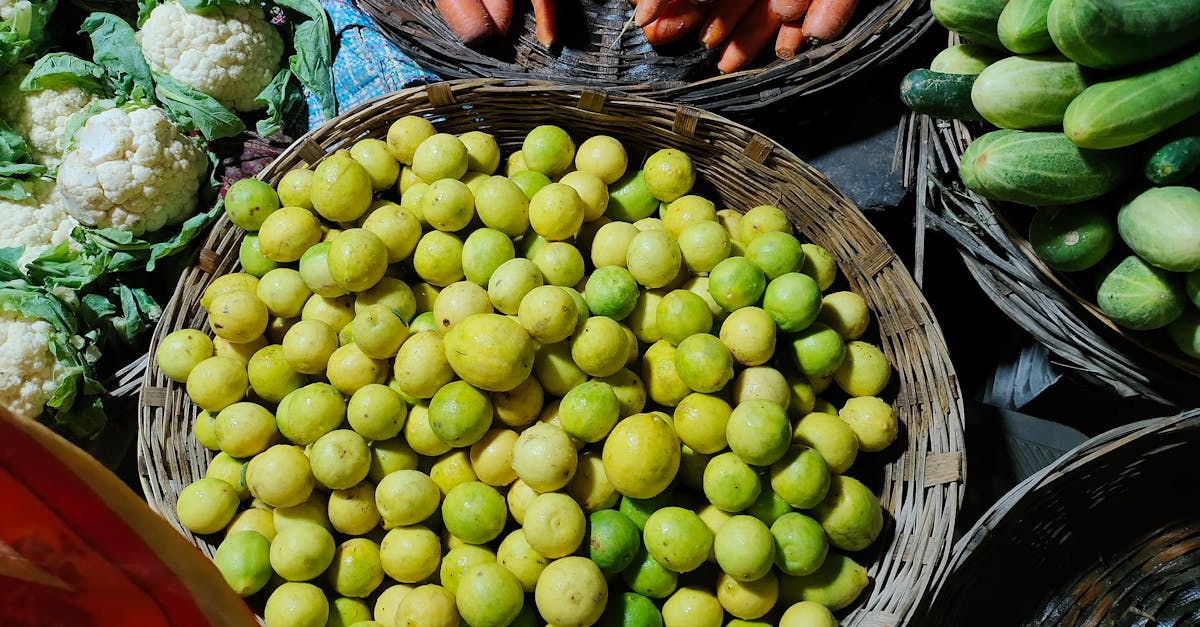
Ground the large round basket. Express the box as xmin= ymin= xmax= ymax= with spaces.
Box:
xmin=137 ymin=79 xmax=965 ymax=624
xmin=356 ymin=0 xmax=935 ymax=112
xmin=915 ymin=408 xmax=1200 ymax=625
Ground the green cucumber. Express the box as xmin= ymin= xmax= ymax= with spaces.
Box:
xmin=899 ymin=69 xmax=983 ymax=122
xmin=1063 ymin=49 xmax=1200 ymax=150
xmin=1047 ymin=0 xmax=1200 ymax=69
xmin=930 ymin=44 xmax=1005 ymax=75
xmin=970 ymin=54 xmax=1088 ymax=130
xmin=1146 ymin=137 xmax=1200 ymax=185
xmin=1028 ymin=203 xmax=1114 ymax=272
xmin=1117 ymin=186 xmax=1200 ymax=272
xmin=1096 ymin=255 xmax=1187 ymax=331
xmin=930 ymin=0 xmax=1007 ymax=50
xmin=998 ymin=0 xmax=1053 ymax=54
xmin=958 ymin=130 xmax=1130 ymax=206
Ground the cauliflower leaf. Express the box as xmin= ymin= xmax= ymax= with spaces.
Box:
xmin=0 ymin=119 xmax=47 ymax=200
xmin=19 ymin=52 xmax=106 ymax=93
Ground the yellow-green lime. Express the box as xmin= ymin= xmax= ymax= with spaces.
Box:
xmin=326 ymin=343 xmax=389 ymax=396
xmin=277 ymin=168 xmax=314 ymax=209
xmin=309 ymin=429 xmax=372 ymax=490
xmin=522 ymin=125 xmax=576 ymax=178
xmin=429 ymin=449 xmax=479 ymax=496
xmin=533 ymin=341 xmax=589 ymax=397
xmin=399 ymin=166 xmax=426 ymax=195
xmin=511 ymin=421 xmax=579 ymax=492
xmin=725 ymin=398 xmax=791 ymax=466
xmin=201 ymin=272 xmax=259 ymax=310
xmin=789 ymin=322 xmax=846 ymax=379
xmin=584 ymin=265 xmax=640 ymax=320
xmin=257 ymin=268 xmax=311 ymax=319
xmin=312 ymin=151 xmax=373 ymax=223
xmin=442 ymin=481 xmax=508 ymax=545
xmin=440 ymin=544 xmax=496 ymax=595
xmin=746 ymin=486 xmax=792 ymax=527
xmin=839 ymin=396 xmax=898 ymax=452
xmin=394 ymin=584 xmax=459 ymax=627
xmin=769 ymin=444 xmax=830 ymax=509
xmin=559 ymin=380 xmax=620 ymax=443
xmin=328 ymin=482 xmax=381 ymax=536
xmin=587 ymin=508 xmax=642 ymax=575
xmin=419 ymin=178 xmax=475 ymax=232
xmin=622 ymin=546 xmax=678 ymax=599
xmin=301 ymin=293 xmax=355 ymax=333
xmin=506 ymin=479 xmax=538 ymax=525
xmin=443 ymin=313 xmax=536 ymax=392
xmin=214 ymin=530 xmax=272 ymax=597
xmin=745 ymin=231 xmax=803 ymax=280
xmin=176 ymin=477 xmax=240 ymax=534
xmin=208 ymin=289 xmax=268 ymax=344
xmin=431 ymin=280 xmax=492 ymax=334
xmin=518 ymin=285 xmax=578 ymax=344
xmin=602 ymin=412 xmax=680 ymax=498
xmin=469 ymin=428 xmax=520 ymax=486
xmin=509 ymin=169 xmax=552 ymax=200
xmin=599 ymin=592 xmax=663 ymax=627
xmin=375 ymin=469 xmax=440 ymax=528
xmin=458 ymin=130 xmax=501 ymax=174
xmin=799 ymin=243 xmax=838 ymax=290
xmin=703 ymin=452 xmax=760 ymax=513
xmin=713 ymin=515 xmax=774 ymax=581
xmin=327 ymin=538 xmax=384 ymax=598
xmin=363 ymin=203 xmax=422 ymax=265
xmin=273 ymin=491 xmax=330 ymax=533
xmin=575 ymin=134 xmax=628 ymax=184
xmin=818 ymin=290 xmax=871 ymax=340
xmin=708 ymin=257 xmax=766 ymax=312
xmin=740 ymin=205 xmax=792 ymax=242
xmin=643 ymin=506 xmax=713 ymax=573
xmin=271 ymin=522 xmax=336 ymax=581
xmin=657 ymin=289 xmax=714 ymax=345
xmin=246 ymin=444 xmax=316 ymax=508
xmin=193 ymin=409 xmax=219 ymax=451
xmin=529 ymin=182 xmax=585 ymax=241
xmin=559 ymin=170 xmax=610 ymax=222
xmin=662 ymin=194 xmax=717 ymax=239
xmin=565 ymin=450 xmax=619 ymax=511
xmin=532 ymin=241 xmax=585 ymax=287
xmin=392 ymin=331 xmax=454 ymax=399
xmin=626 ymin=229 xmax=682 ymax=289
xmin=571 ymin=316 xmax=629 ymax=378
xmin=599 ymin=368 xmax=648 ymax=418
xmin=643 ymin=148 xmax=695 ymax=202
xmin=673 ymin=333 xmax=734 ymax=394
xmin=536 ymin=556 xmax=608 ymax=626
xmin=793 ymin=411 xmax=859 ymax=474
xmin=662 ymin=586 xmax=723 ymax=627
xmin=496 ymin=528 xmax=550 ymax=592
xmin=298 ymin=241 xmax=346 ymax=298
xmin=717 ymin=571 xmax=778 ymax=620
xmin=428 ymin=380 xmax=493 ymax=447
xmin=350 ymin=304 xmax=410 ymax=360
xmin=677 ymin=221 xmax=731 ymax=275
xmin=455 ymin=562 xmax=526 ymax=627
xmin=462 ymin=227 xmax=517 ymax=286
xmin=214 ymin=401 xmax=277 ymax=458
xmin=411 ymin=133 xmax=469 ymax=182
xmin=811 ymin=475 xmax=884 ymax=552
xmin=523 ymin=492 xmax=587 ymax=558
xmin=226 ymin=508 xmax=275 ymax=541
xmin=591 ymin=220 xmax=640 ymax=268
xmin=673 ymin=393 xmax=732 ymax=454
xmin=780 ymin=600 xmax=839 ymax=627
xmin=606 ymin=169 xmax=659 ymax=222
xmin=474 ymin=175 xmax=530 ymax=236
xmin=412 ymin=230 xmax=465 ymax=287
xmin=487 ymin=257 xmax=544 ymax=315
xmin=640 ymin=340 xmax=691 ymax=408
xmin=833 ymin=340 xmax=891 ymax=397
xmin=771 ymin=512 xmax=828 ymax=577
xmin=627 ymin=289 xmax=665 ymax=343
xmin=238 ymin=234 xmax=279 ymax=277
xmin=618 ymin=491 xmax=674 ymax=530
xmin=491 ymin=375 xmax=544 ymax=428
xmin=379 ymin=525 xmax=441 ymax=583
xmin=265 ymin=582 xmax=329 ymax=627
xmin=386 ymin=115 xmax=437 ymax=164
xmin=762 ymin=272 xmax=822 ymax=333
xmin=717 ymin=306 xmax=775 ymax=366
xmin=327 ymin=597 xmax=372 ymax=627
xmin=350 ymin=138 xmax=400 ymax=191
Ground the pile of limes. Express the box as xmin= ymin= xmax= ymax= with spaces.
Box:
xmin=160 ymin=116 xmax=900 ymax=627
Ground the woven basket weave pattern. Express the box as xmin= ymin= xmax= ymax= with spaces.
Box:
xmin=357 ymin=0 xmax=935 ymax=111
xmin=138 ymin=79 xmax=965 ymax=625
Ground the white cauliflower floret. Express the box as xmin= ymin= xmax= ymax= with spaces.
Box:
xmin=0 ymin=311 xmax=68 ymax=421
xmin=0 ymin=178 xmax=78 ymax=267
xmin=138 ymin=1 xmax=284 ymax=112
xmin=0 ymin=64 xmax=103 ymax=167
xmin=0 ymin=0 xmax=26 ymax=22
xmin=56 ymin=105 xmax=208 ymax=236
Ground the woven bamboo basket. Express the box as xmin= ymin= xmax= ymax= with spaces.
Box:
xmin=915 ymin=408 xmax=1200 ymax=625
xmin=137 ymin=79 xmax=965 ymax=624
xmin=356 ymin=0 xmax=935 ymax=112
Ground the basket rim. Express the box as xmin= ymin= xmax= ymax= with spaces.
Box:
xmin=138 ymin=78 xmax=967 ymax=626
xmin=356 ymin=0 xmax=937 ymax=112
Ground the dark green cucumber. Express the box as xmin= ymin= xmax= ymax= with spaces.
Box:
xmin=899 ymin=69 xmax=983 ymax=122
xmin=1146 ymin=136 xmax=1200 ymax=184
xmin=929 ymin=44 xmax=1005 ymax=75
xmin=1063 ymin=49 xmax=1200 ymax=150
xmin=958 ymin=130 xmax=1130 ymax=206
xmin=1047 ymin=0 xmax=1200 ymax=69
xmin=930 ymin=0 xmax=1007 ymax=50
xmin=970 ymin=54 xmax=1088 ymax=130
xmin=998 ymin=0 xmax=1053 ymax=54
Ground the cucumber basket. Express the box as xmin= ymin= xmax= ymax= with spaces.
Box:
xmin=137 ymin=79 xmax=965 ymax=625
xmin=902 ymin=0 xmax=1200 ymax=408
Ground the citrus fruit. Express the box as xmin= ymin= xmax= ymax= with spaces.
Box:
xmin=606 ymin=169 xmax=659 ymax=222
xmin=496 ymin=529 xmax=550 ymax=592
xmin=657 ymin=289 xmax=713 ymax=345
xmin=533 ymin=341 xmax=589 ymax=397
xmin=559 ymin=380 xmax=621 ymax=443
xmin=386 ymin=115 xmax=437 ymax=164
xmin=309 ymin=429 xmax=372 ymax=490
xmin=523 ymin=492 xmax=587 ymax=558
xmin=271 ymin=522 xmax=336 ymax=581
xmin=571 ymin=316 xmax=629 ymax=378
xmin=626 ymin=229 xmax=682 ymax=289
xmin=789 ymin=322 xmax=847 ymax=379
xmin=769 ymin=444 xmax=830 ymax=509
xmin=671 ymin=392 xmax=732 ymax=455
xmin=731 ymin=366 xmax=790 ymax=408
xmin=419 ymin=178 xmax=475 ymax=232
xmin=591 ymin=220 xmax=641 ymax=268
xmin=799 ymin=243 xmax=838 ymax=290
xmin=771 ymin=512 xmax=828 ymax=577
xmin=763 ymin=272 xmax=822 ymax=333
xmin=522 ymin=125 xmax=576 ymax=178
xmin=793 ymin=411 xmax=859 ymax=474
xmin=413 ymin=230 xmax=465 ymax=287
xmin=443 ymin=313 xmax=536 ymax=392
xmin=745 ymin=231 xmax=803 ymax=280
xmin=622 ymin=547 xmax=679 ymax=599
xmin=740 ymin=205 xmax=792 ymax=241
xmin=440 ymin=544 xmax=496 ymax=595
xmin=585 ymin=265 xmax=640 ymax=320
xmin=839 ymin=395 xmax=898 ymax=452
xmin=779 ymin=600 xmax=839 ymax=627
xmin=468 ymin=428 xmax=519 ymax=487
xmin=456 ymin=562 xmax=526 ymax=627
xmin=510 ymin=169 xmax=552 ymax=199
xmin=677 ymin=220 xmax=731 ymax=275
xmin=511 ymin=422 xmax=578 ymax=492
xmin=442 ymin=481 xmax=508 ymax=545
xmin=599 ymin=592 xmax=663 ymax=627
xmin=560 ymin=170 xmax=610 ymax=222
xmin=818 ymin=290 xmax=871 ymax=340
xmin=643 ymin=506 xmax=713 ymax=573
xmin=458 ymin=130 xmax=501 ymax=174
xmin=277 ymin=168 xmax=314 ymax=209
xmin=713 ymin=515 xmax=775 ymax=581
xmin=643 ymin=148 xmax=695 ymax=202
xmin=411 ymin=133 xmax=469 ymax=182
xmin=702 ymin=452 xmax=760 ymax=513
xmin=350 ymin=138 xmax=400 ymax=191
xmin=395 ymin=584 xmax=459 ymax=627
xmin=246 ymin=444 xmax=315 ymax=508
xmin=536 ymin=556 xmax=608 ymax=627
xmin=833 ymin=340 xmax=892 ymax=397
xmin=428 ymin=380 xmax=493 ymax=447
xmin=327 ymin=538 xmax=385 ymax=598
xmin=811 ymin=475 xmax=884 ymax=552
xmin=312 ymin=151 xmax=373 ymax=223
xmin=529 ymin=182 xmax=585 ymax=241
xmin=673 ymin=333 xmax=734 ymax=394
xmin=517 ymin=285 xmax=578 ymax=344
xmin=375 ymin=469 xmax=440 ymax=528
xmin=265 ymin=582 xmax=329 ymax=627
xmin=708 ymin=256 xmax=766 ymax=312
xmin=575 ymin=134 xmax=628 ymax=184
xmin=214 ymin=401 xmax=277 ymax=458
xmin=491 ymin=375 xmax=544 ymax=428
xmin=640 ymin=340 xmax=692 ymax=407
xmin=602 ymin=412 xmax=681 ymax=498
xmin=328 ymin=482 xmax=380 ymax=536
xmin=474 ymin=176 xmax=530 ymax=237
xmin=718 ymin=306 xmax=776 ymax=366
xmin=214 ymin=530 xmax=272 ymax=596
xmin=588 ymin=508 xmax=642 ymax=575
xmin=662 ymin=586 xmax=723 ymax=627
xmin=716 ymin=571 xmax=778 ymax=620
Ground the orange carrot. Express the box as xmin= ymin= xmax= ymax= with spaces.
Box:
xmin=634 ymin=0 xmax=671 ymax=27
xmin=699 ymin=0 xmax=755 ymax=50
xmin=480 ymin=0 xmax=513 ymax=34
xmin=532 ymin=0 xmax=557 ymax=47
xmin=643 ymin=0 xmax=711 ymax=46
xmin=775 ymin=20 xmax=804 ymax=59
xmin=800 ymin=0 xmax=860 ymax=45
xmin=770 ymin=0 xmax=811 ymax=21
xmin=716 ymin=0 xmax=782 ymax=73
xmin=435 ymin=0 xmax=495 ymax=45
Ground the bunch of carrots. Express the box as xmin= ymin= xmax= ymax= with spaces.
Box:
xmin=435 ymin=0 xmax=862 ymax=73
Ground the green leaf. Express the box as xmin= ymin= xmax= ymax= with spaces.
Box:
xmin=255 ymin=68 xmax=303 ymax=137
xmin=176 ymin=0 xmax=255 ymax=9
xmin=0 ymin=119 xmax=46 ymax=200
xmin=81 ymin=13 xmax=156 ymax=102
xmin=21 ymin=52 xmax=107 ymax=93
xmin=136 ymin=0 xmax=160 ymax=26
xmin=274 ymin=0 xmax=336 ymax=121
xmin=152 ymin=71 xmax=245 ymax=141
xmin=0 ymin=284 xmax=77 ymax=337
xmin=80 ymin=198 xmax=224 ymax=272
xmin=24 ymin=238 xmax=112 ymax=292
xmin=0 ymin=248 xmax=26 ymax=281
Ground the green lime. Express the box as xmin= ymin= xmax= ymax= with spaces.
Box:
xmin=769 ymin=444 xmax=831 ymax=509
xmin=606 ymin=169 xmax=659 ymax=222
xmin=585 ymin=265 xmax=640 ymax=320
xmin=618 ymin=490 xmax=675 ymax=530
xmin=726 ymin=399 xmax=792 ymax=466
xmin=427 ymin=381 xmax=494 ymax=447
xmin=714 ymin=515 xmax=775 ymax=581
xmin=327 ymin=538 xmax=385 ymax=598
xmin=702 ymin=452 xmax=761 ymax=512
xmin=643 ymin=506 xmax=713 ymax=573
xmin=799 ymin=243 xmax=838 ymax=291
xmin=763 ymin=272 xmax=822 ymax=333
xmin=793 ymin=411 xmax=859 ymax=474
xmin=238 ymin=234 xmax=280 ymax=277
xmin=746 ymin=487 xmax=793 ymax=527
xmin=560 ymin=380 xmax=621 ymax=443
xmin=789 ymin=322 xmax=847 ymax=379
xmin=677 ymin=221 xmax=731 ymax=275
xmin=810 ymin=475 xmax=884 ymax=552
xmin=708 ymin=257 xmax=766 ymax=312
xmin=657 ymin=289 xmax=714 ymax=345
xmin=455 ymin=562 xmax=526 ymax=627
xmin=622 ymin=546 xmax=679 ymax=599
xmin=833 ymin=340 xmax=892 ymax=398
xmin=598 ymin=592 xmax=664 ymax=627
xmin=214 ymin=530 xmax=272 ymax=596
xmin=740 ymin=205 xmax=792 ymax=242
xmin=442 ymin=481 xmax=508 ymax=545
xmin=588 ymin=509 xmax=642 ymax=575
xmin=673 ymin=333 xmax=734 ymax=394
xmin=772 ymin=512 xmax=828 ymax=576
xmin=643 ymin=148 xmax=695 ymax=202
xmin=509 ymin=169 xmax=552 ymax=200
xmin=745 ymin=231 xmax=803 ymax=280
xmin=522 ymin=125 xmax=576 ymax=178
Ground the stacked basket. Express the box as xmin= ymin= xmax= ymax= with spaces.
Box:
xmin=137 ymin=79 xmax=965 ymax=625
xmin=356 ymin=0 xmax=935 ymax=112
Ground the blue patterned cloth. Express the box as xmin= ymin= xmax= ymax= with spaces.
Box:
xmin=304 ymin=0 xmax=440 ymax=130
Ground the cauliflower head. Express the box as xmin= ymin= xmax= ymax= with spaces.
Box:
xmin=0 ymin=178 xmax=78 ymax=267
xmin=0 ymin=310 xmax=68 ymax=421
xmin=56 ymin=105 xmax=209 ymax=236
xmin=0 ymin=64 xmax=103 ymax=167
xmin=138 ymin=1 xmax=284 ymax=112
xmin=0 ymin=0 xmax=25 ymax=21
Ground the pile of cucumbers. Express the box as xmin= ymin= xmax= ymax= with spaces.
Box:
xmin=902 ymin=0 xmax=1200 ymax=360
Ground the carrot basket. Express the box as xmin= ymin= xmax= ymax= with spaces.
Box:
xmin=137 ymin=79 xmax=965 ymax=624
xmin=355 ymin=0 xmax=935 ymax=112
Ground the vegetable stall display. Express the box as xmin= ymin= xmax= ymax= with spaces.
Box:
xmin=0 ymin=0 xmax=334 ymax=439
xmin=901 ymin=0 xmax=1200 ymax=363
